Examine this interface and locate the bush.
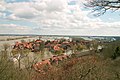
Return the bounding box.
[102,41,120,59]
[111,47,120,59]
[76,45,86,51]
[0,44,34,80]
[33,54,120,80]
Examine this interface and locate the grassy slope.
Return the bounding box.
[33,54,120,80]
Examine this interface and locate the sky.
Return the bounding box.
[0,0,120,36]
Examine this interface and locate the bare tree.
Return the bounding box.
[85,0,120,16]
[1,44,10,60]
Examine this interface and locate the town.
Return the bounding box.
[1,35,120,80]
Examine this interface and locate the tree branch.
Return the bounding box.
[85,0,120,16]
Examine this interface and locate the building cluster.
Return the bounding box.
[33,54,69,74]
[12,38,93,54]
[13,39,72,53]
[11,37,97,73]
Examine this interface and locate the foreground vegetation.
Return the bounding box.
[0,40,120,80]
[34,55,120,80]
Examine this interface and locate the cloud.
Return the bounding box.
[0,24,33,34]
[6,2,39,19]
[0,0,6,17]
[0,0,120,36]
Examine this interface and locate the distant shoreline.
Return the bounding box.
[0,34,120,37]
[0,36,35,42]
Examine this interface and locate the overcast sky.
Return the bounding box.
[0,0,120,36]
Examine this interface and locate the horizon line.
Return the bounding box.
[0,33,120,37]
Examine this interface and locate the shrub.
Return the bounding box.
[102,41,120,59]
[0,44,34,80]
